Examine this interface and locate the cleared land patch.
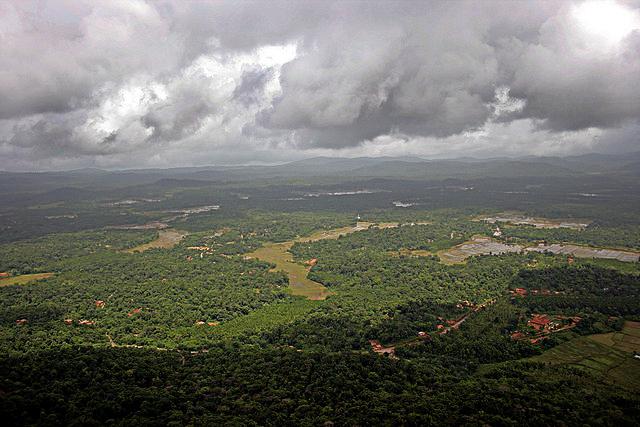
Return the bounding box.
[526,244,640,262]
[438,236,523,264]
[388,249,433,257]
[0,273,55,286]
[247,222,400,300]
[530,321,640,390]
[125,229,186,253]
[437,236,640,264]
[248,242,331,300]
[297,221,399,242]
[481,213,589,229]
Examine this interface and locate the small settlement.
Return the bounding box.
[369,299,496,358]
[509,286,581,343]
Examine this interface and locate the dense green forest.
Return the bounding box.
[2,346,638,426]
[1,166,639,425]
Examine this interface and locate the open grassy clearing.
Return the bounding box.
[296,221,399,242]
[387,249,433,257]
[530,321,640,390]
[0,273,55,287]
[125,228,186,253]
[248,242,331,300]
[247,222,401,300]
[437,235,523,264]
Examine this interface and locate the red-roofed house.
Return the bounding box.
[528,314,551,331]
[128,308,142,317]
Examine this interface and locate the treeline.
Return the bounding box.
[513,265,640,296]
[512,265,640,316]
[179,210,355,242]
[503,222,640,250]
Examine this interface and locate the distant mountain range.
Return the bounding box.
[2,152,639,194]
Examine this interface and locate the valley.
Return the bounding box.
[1,155,639,425]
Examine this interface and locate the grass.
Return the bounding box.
[529,321,640,390]
[245,222,399,300]
[125,229,186,253]
[247,242,331,300]
[387,249,433,257]
[0,273,55,287]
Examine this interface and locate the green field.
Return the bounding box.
[0,273,55,287]
[125,229,186,253]
[531,321,640,390]
[247,241,331,300]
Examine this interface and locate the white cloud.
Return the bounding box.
[0,0,638,170]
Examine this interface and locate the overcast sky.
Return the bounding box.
[1,0,639,171]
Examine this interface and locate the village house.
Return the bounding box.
[15,319,28,325]
[128,308,142,317]
[510,288,527,297]
[528,314,551,331]
[0,272,10,278]
[368,340,396,356]
[95,300,105,308]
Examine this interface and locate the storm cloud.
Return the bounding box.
[1,0,639,170]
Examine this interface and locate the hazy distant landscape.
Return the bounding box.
[2,0,640,425]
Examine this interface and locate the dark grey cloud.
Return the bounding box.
[0,0,639,170]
